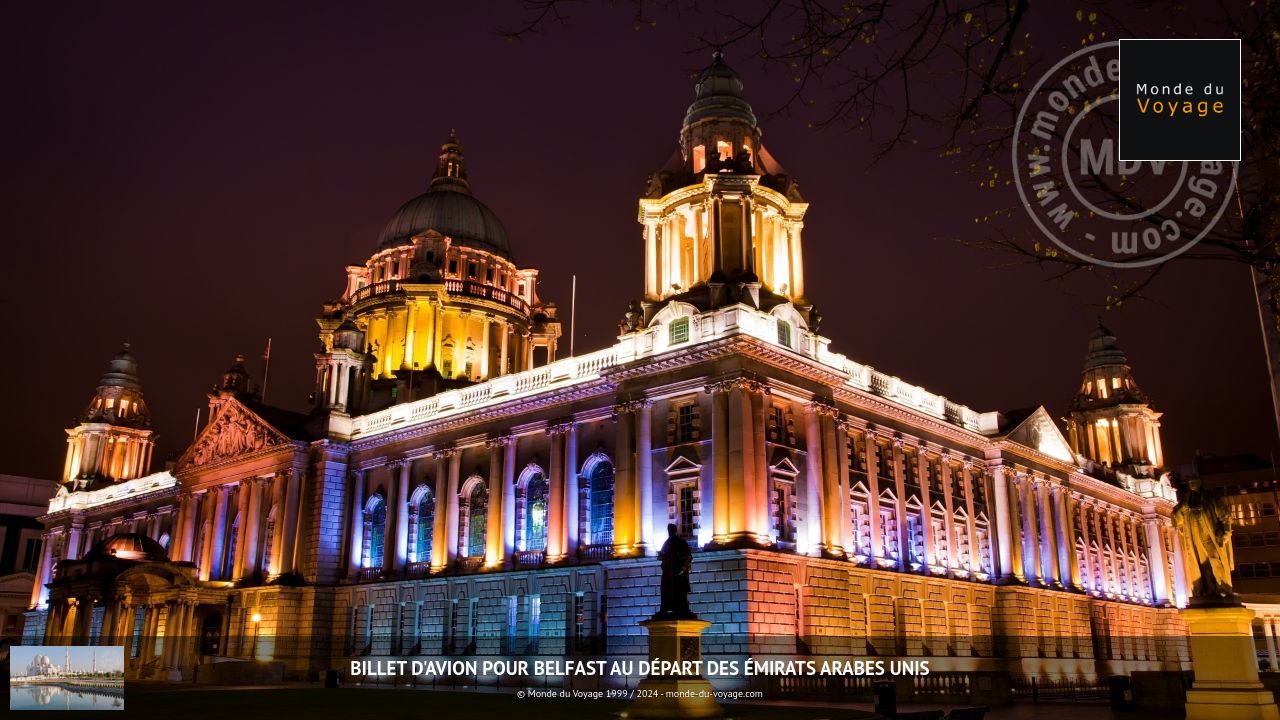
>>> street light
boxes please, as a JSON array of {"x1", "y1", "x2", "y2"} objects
[{"x1": 250, "y1": 612, "x2": 262, "y2": 660}]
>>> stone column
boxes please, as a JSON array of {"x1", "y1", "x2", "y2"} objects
[
  {"x1": 486, "y1": 439, "x2": 506, "y2": 566},
  {"x1": 803, "y1": 402, "x2": 825, "y2": 555},
  {"x1": 181, "y1": 491, "x2": 203, "y2": 563},
  {"x1": 232, "y1": 482, "x2": 250, "y2": 580},
  {"x1": 347, "y1": 469, "x2": 367, "y2": 580},
  {"x1": 209, "y1": 486, "x2": 231, "y2": 581},
  {"x1": 431, "y1": 453, "x2": 449, "y2": 570},
  {"x1": 502, "y1": 439, "x2": 517, "y2": 566},
  {"x1": 565, "y1": 421, "x2": 581, "y2": 555},
  {"x1": 382, "y1": 461, "x2": 402, "y2": 572},
  {"x1": 963, "y1": 462, "x2": 980, "y2": 573},
  {"x1": 817, "y1": 403, "x2": 844, "y2": 556},
  {"x1": 548, "y1": 424, "x2": 567, "y2": 561},
  {"x1": 709, "y1": 384, "x2": 729, "y2": 543},
  {"x1": 242, "y1": 477, "x2": 265, "y2": 578},
  {"x1": 394, "y1": 459, "x2": 412, "y2": 571},
  {"x1": 1103, "y1": 511, "x2": 1121, "y2": 595},
  {"x1": 1054, "y1": 486, "x2": 1080, "y2": 590},
  {"x1": 940, "y1": 455, "x2": 957, "y2": 572},
  {"x1": 918, "y1": 449, "x2": 935, "y2": 570},
  {"x1": 834, "y1": 420, "x2": 853, "y2": 554},
  {"x1": 28, "y1": 531, "x2": 55, "y2": 608},
  {"x1": 445, "y1": 449, "x2": 462, "y2": 563},
  {"x1": 726, "y1": 380, "x2": 763, "y2": 545},
  {"x1": 1266, "y1": 618, "x2": 1279, "y2": 671},
  {"x1": 1036, "y1": 480, "x2": 1059, "y2": 586},
  {"x1": 613, "y1": 403, "x2": 638, "y2": 553},
  {"x1": 891, "y1": 439, "x2": 908, "y2": 571},
  {"x1": 1019, "y1": 476, "x2": 1040, "y2": 583},
  {"x1": 636, "y1": 402, "x2": 654, "y2": 553},
  {"x1": 865, "y1": 432, "x2": 883, "y2": 560},
  {"x1": 280, "y1": 465, "x2": 303, "y2": 574},
  {"x1": 991, "y1": 464, "x2": 1014, "y2": 580},
  {"x1": 1144, "y1": 516, "x2": 1171, "y2": 605},
  {"x1": 268, "y1": 472, "x2": 287, "y2": 576}
]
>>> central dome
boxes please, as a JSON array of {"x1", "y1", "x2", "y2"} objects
[
  {"x1": 378, "y1": 190, "x2": 512, "y2": 259},
  {"x1": 377, "y1": 133, "x2": 514, "y2": 260}
]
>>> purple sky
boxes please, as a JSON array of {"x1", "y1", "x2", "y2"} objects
[{"x1": 2, "y1": 2, "x2": 1270, "y2": 479}]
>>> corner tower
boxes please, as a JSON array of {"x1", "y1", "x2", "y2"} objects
[
  {"x1": 1066, "y1": 321, "x2": 1165, "y2": 474},
  {"x1": 62, "y1": 344, "x2": 155, "y2": 489},
  {"x1": 316, "y1": 133, "x2": 561, "y2": 413},
  {"x1": 632, "y1": 53, "x2": 813, "y2": 327}
]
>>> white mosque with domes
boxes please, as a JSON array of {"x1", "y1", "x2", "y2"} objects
[{"x1": 24, "y1": 53, "x2": 1194, "y2": 689}]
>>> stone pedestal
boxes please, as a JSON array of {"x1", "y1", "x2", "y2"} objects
[
  {"x1": 626, "y1": 618, "x2": 723, "y2": 719},
  {"x1": 1182, "y1": 605, "x2": 1280, "y2": 720}
]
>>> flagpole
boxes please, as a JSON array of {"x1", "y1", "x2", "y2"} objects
[
  {"x1": 261, "y1": 338, "x2": 272, "y2": 403},
  {"x1": 193, "y1": 407, "x2": 202, "y2": 442},
  {"x1": 569, "y1": 275, "x2": 576, "y2": 357}
]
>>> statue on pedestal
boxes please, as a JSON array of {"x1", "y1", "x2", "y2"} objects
[
  {"x1": 656, "y1": 523, "x2": 696, "y2": 620},
  {"x1": 1174, "y1": 477, "x2": 1238, "y2": 606}
]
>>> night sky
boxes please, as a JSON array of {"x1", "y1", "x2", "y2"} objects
[{"x1": 2, "y1": 2, "x2": 1271, "y2": 480}]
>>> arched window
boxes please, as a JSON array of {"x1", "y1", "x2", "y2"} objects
[
  {"x1": 409, "y1": 486, "x2": 435, "y2": 564},
  {"x1": 362, "y1": 495, "x2": 386, "y2": 569},
  {"x1": 463, "y1": 481, "x2": 488, "y2": 558},
  {"x1": 586, "y1": 457, "x2": 615, "y2": 546},
  {"x1": 523, "y1": 471, "x2": 548, "y2": 552}
]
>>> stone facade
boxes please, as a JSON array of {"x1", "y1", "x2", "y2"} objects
[{"x1": 25, "y1": 53, "x2": 1191, "y2": 686}]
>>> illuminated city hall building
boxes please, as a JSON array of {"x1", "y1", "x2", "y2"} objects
[{"x1": 26, "y1": 54, "x2": 1191, "y2": 683}]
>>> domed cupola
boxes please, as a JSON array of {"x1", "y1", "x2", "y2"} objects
[
  {"x1": 63, "y1": 344, "x2": 157, "y2": 488},
  {"x1": 682, "y1": 51, "x2": 758, "y2": 129},
  {"x1": 375, "y1": 133, "x2": 513, "y2": 261},
  {"x1": 317, "y1": 132, "x2": 562, "y2": 414},
  {"x1": 634, "y1": 52, "x2": 813, "y2": 328},
  {"x1": 1065, "y1": 320, "x2": 1164, "y2": 473}
]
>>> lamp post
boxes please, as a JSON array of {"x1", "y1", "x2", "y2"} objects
[{"x1": 250, "y1": 612, "x2": 262, "y2": 661}]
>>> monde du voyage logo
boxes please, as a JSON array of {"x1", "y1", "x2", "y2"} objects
[{"x1": 1013, "y1": 38, "x2": 1241, "y2": 268}]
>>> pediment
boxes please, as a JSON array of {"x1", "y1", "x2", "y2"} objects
[
  {"x1": 664, "y1": 455, "x2": 702, "y2": 475},
  {"x1": 177, "y1": 399, "x2": 292, "y2": 471},
  {"x1": 1003, "y1": 406, "x2": 1074, "y2": 463}
]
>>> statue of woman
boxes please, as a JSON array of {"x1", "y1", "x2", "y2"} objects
[{"x1": 1173, "y1": 476, "x2": 1238, "y2": 605}]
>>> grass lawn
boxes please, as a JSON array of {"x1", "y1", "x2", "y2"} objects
[{"x1": 30, "y1": 685, "x2": 875, "y2": 720}]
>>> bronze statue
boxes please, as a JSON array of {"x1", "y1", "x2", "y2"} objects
[
  {"x1": 656, "y1": 523, "x2": 696, "y2": 619},
  {"x1": 1173, "y1": 476, "x2": 1238, "y2": 606}
]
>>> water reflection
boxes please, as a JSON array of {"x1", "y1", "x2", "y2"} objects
[{"x1": 8, "y1": 683, "x2": 125, "y2": 711}]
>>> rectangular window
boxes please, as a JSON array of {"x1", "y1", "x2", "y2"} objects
[
  {"x1": 486, "y1": 268, "x2": 494, "y2": 282},
  {"x1": 777, "y1": 320, "x2": 792, "y2": 347},
  {"x1": 716, "y1": 140, "x2": 733, "y2": 160},
  {"x1": 467, "y1": 262, "x2": 477, "y2": 278},
  {"x1": 669, "y1": 317, "x2": 690, "y2": 344},
  {"x1": 677, "y1": 485, "x2": 696, "y2": 539},
  {"x1": 572, "y1": 593, "x2": 585, "y2": 653},
  {"x1": 676, "y1": 403, "x2": 699, "y2": 443},
  {"x1": 505, "y1": 597, "x2": 518, "y2": 654},
  {"x1": 466, "y1": 598, "x2": 478, "y2": 655},
  {"x1": 448, "y1": 259, "x2": 458, "y2": 274},
  {"x1": 692, "y1": 145, "x2": 706, "y2": 173},
  {"x1": 528, "y1": 596, "x2": 541, "y2": 655}
]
